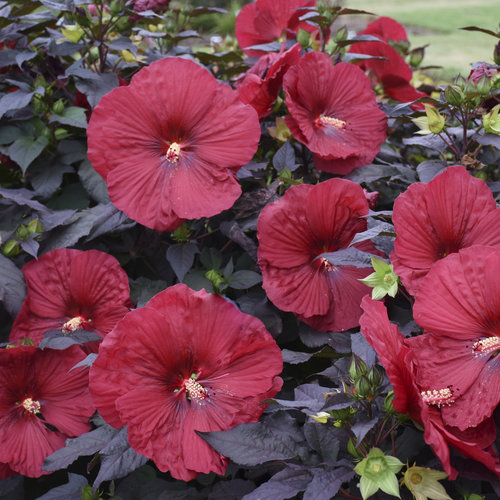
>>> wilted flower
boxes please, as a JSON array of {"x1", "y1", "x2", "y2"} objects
[
  {"x1": 10, "y1": 249, "x2": 133, "y2": 345},
  {"x1": 403, "y1": 465, "x2": 451, "y2": 500},
  {"x1": 483, "y1": 103, "x2": 500, "y2": 134},
  {"x1": 89, "y1": 284, "x2": 283, "y2": 481},
  {"x1": 87, "y1": 57, "x2": 260, "y2": 231}
]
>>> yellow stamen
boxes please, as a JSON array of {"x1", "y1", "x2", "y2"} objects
[
  {"x1": 420, "y1": 388, "x2": 455, "y2": 407},
  {"x1": 62, "y1": 316, "x2": 86, "y2": 333},
  {"x1": 315, "y1": 115, "x2": 346, "y2": 129},
  {"x1": 21, "y1": 398, "x2": 41, "y2": 414},
  {"x1": 166, "y1": 142, "x2": 181, "y2": 163},
  {"x1": 472, "y1": 337, "x2": 500, "y2": 356}
]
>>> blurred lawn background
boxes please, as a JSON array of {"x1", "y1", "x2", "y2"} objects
[
  {"x1": 191, "y1": 0, "x2": 500, "y2": 81},
  {"x1": 347, "y1": 0, "x2": 500, "y2": 80}
]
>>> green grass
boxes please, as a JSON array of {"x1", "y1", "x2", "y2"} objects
[{"x1": 346, "y1": 0, "x2": 500, "y2": 80}]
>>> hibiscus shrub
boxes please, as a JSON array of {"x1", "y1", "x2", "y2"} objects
[{"x1": 1, "y1": 0, "x2": 500, "y2": 499}]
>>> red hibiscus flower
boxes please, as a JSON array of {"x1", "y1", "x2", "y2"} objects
[
  {"x1": 0, "y1": 345, "x2": 94, "y2": 477},
  {"x1": 87, "y1": 57, "x2": 260, "y2": 231},
  {"x1": 10, "y1": 249, "x2": 133, "y2": 345},
  {"x1": 235, "y1": 0, "x2": 314, "y2": 57},
  {"x1": 89, "y1": 284, "x2": 283, "y2": 481},
  {"x1": 391, "y1": 165, "x2": 500, "y2": 295},
  {"x1": 360, "y1": 296, "x2": 500, "y2": 480},
  {"x1": 351, "y1": 17, "x2": 427, "y2": 108},
  {"x1": 283, "y1": 52, "x2": 387, "y2": 175},
  {"x1": 257, "y1": 178, "x2": 383, "y2": 332},
  {"x1": 236, "y1": 43, "x2": 301, "y2": 118},
  {"x1": 410, "y1": 246, "x2": 500, "y2": 431}
]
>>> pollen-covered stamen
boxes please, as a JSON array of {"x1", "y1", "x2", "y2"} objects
[
  {"x1": 20, "y1": 397, "x2": 41, "y2": 414},
  {"x1": 314, "y1": 114, "x2": 347, "y2": 129},
  {"x1": 320, "y1": 257, "x2": 335, "y2": 272},
  {"x1": 62, "y1": 316, "x2": 90, "y2": 333},
  {"x1": 420, "y1": 388, "x2": 455, "y2": 407},
  {"x1": 472, "y1": 337, "x2": 500, "y2": 356},
  {"x1": 166, "y1": 142, "x2": 181, "y2": 164},
  {"x1": 181, "y1": 373, "x2": 208, "y2": 403}
]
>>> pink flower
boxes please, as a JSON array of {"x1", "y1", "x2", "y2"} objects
[
  {"x1": 0, "y1": 345, "x2": 94, "y2": 477},
  {"x1": 283, "y1": 51, "x2": 387, "y2": 175},
  {"x1": 87, "y1": 57, "x2": 260, "y2": 231},
  {"x1": 89, "y1": 284, "x2": 283, "y2": 481},
  {"x1": 236, "y1": 43, "x2": 301, "y2": 118},
  {"x1": 257, "y1": 178, "x2": 383, "y2": 332},
  {"x1": 351, "y1": 17, "x2": 427, "y2": 108},
  {"x1": 411, "y1": 246, "x2": 500, "y2": 431},
  {"x1": 391, "y1": 165, "x2": 500, "y2": 295},
  {"x1": 360, "y1": 296, "x2": 500, "y2": 480},
  {"x1": 10, "y1": 249, "x2": 133, "y2": 345},
  {"x1": 235, "y1": 0, "x2": 314, "y2": 57}
]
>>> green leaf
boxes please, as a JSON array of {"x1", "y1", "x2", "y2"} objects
[{"x1": 7, "y1": 135, "x2": 48, "y2": 173}]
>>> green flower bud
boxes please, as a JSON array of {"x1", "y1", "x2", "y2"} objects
[
  {"x1": 334, "y1": 25, "x2": 348, "y2": 43},
  {"x1": 384, "y1": 390, "x2": 396, "y2": 415},
  {"x1": 33, "y1": 94, "x2": 48, "y2": 115},
  {"x1": 2, "y1": 240, "x2": 21, "y2": 257},
  {"x1": 409, "y1": 47, "x2": 425, "y2": 68},
  {"x1": 347, "y1": 437, "x2": 364, "y2": 459},
  {"x1": 355, "y1": 448, "x2": 403, "y2": 500},
  {"x1": 205, "y1": 269, "x2": 225, "y2": 290},
  {"x1": 476, "y1": 74, "x2": 491, "y2": 95},
  {"x1": 403, "y1": 465, "x2": 451, "y2": 500},
  {"x1": 483, "y1": 104, "x2": 500, "y2": 135},
  {"x1": 296, "y1": 28, "x2": 310, "y2": 49},
  {"x1": 54, "y1": 127, "x2": 69, "y2": 141},
  {"x1": 27, "y1": 219, "x2": 42, "y2": 235},
  {"x1": 52, "y1": 99, "x2": 65, "y2": 115},
  {"x1": 349, "y1": 355, "x2": 367, "y2": 380},
  {"x1": 171, "y1": 223, "x2": 191, "y2": 243},
  {"x1": 15, "y1": 224, "x2": 29, "y2": 241},
  {"x1": 354, "y1": 375, "x2": 372, "y2": 399},
  {"x1": 444, "y1": 85, "x2": 463, "y2": 106},
  {"x1": 494, "y1": 41, "x2": 500, "y2": 66}
]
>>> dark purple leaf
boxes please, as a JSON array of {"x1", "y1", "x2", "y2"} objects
[
  {"x1": 461, "y1": 26, "x2": 500, "y2": 38},
  {"x1": 227, "y1": 270, "x2": 262, "y2": 289},
  {"x1": 349, "y1": 222, "x2": 394, "y2": 246},
  {"x1": 0, "y1": 88, "x2": 39, "y2": 119},
  {"x1": 275, "y1": 384, "x2": 331, "y2": 413},
  {"x1": 43, "y1": 425, "x2": 119, "y2": 471},
  {"x1": 35, "y1": 473, "x2": 87, "y2": 500},
  {"x1": 351, "y1": 416, "x2": 378, "y2": 443},
  {"x1": 39, "y1": 329, "x2": 102, "y2": 350},
  {"x1": 346, "y1": 163, "x2": 416, "y2": 183},
  {"x1": 403, "y1": 134, "x2": 447, "y2": 152},
  {"x1": 351, "y1": 332, "x2": 376, "y2": 368},
  {"x1": 281, "y1": 349, "x2": 316, "y2": 364},
  {"x1": 243, "y1": 467, "x2": 312, "y2": 500},
  {"x1": 243, "y1": 42, "x2": 282, "y2": 52},
  {"x1": 322, "y1": 391, "x2": 353, "y2": 411},
  {"x1": 273, "y1": 141, "x2": 297, "y2": 172},
  {"x1": 73, "y1": 70, "x2": 119, "y2": 108},
  {"x1": 199, "y1": 421, "x2": 302, "y2": 466},
  {"x1": 30, "y1": 159, "x2": 74, "y2": 199},
  {"x1": 49, "y1": 107, "x2": 88, "y2": 129},
  {"x1": 191, "y1": 6, "x2": 228, "y2": 15},
  {"x1": 219, "y1": 220, "x2": 258, "y2": 260},
  {"x1": 78, "y1": 159, "x2": 110, "y2": 204},
  {"x1": 299, "y1": 324, "x2": 351, "y2": 353},
  {"x1": 15, "y1": 50, "x2": 37, "y2": 68},
  {"x1": 70, "y1": 353, "x2": 97, "y2": 372},
  {"x1": 416, "y1": 160, "x2": 447, "y2": 182},
  {"x1": 40, "y1": 0, "x2": 74, "y2": 11},
  {"x1": 304, "y1": 422, "x2": 340, "y2": 464},
  {"x1": 318, "y1": 248, "x2": 375, "y2": 268},
  {"x1": 19, "y1": 234, "x2": 39, "y2": 258},
  {"x1": 7, "y1": 135, "x2": 49, "y2": 173},
  {"x1": 236, "y1": 290, "x2": 282, "y2": 336},
  {"x1": 94, "y1": 427, "x2": 148, "y2": 489},
  {"x1": 475, "y1": 132, "x2": 500, "y2": 149},
  {"x1": 166, "y1": 242, "x2": 199, "y2": 282},
  {"x1": 303, "y1": 467, "x2": 354, "y2": 500},
  {"x1": 0, "y1": 253, "x2": 26, "y2": 316}
]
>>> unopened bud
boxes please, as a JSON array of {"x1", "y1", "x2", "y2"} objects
[
  {"x1": 27, "y1": 219, "x2": 42, "y2": 235},
  {"x1": 334, "y1": 25, "x2": 348, "y2": 43},
  {"x1": 296, "y1": 29, "x2": 310, "y2": 50},
  {"x1": 483, "y1": 103, "x2": 500, "y2": 135},
  {"x1": 444, "y1": 85, "x2": 463, "y2": 106},
  {"x1": 494, "y1": 41, "x2": 500, "y2": 66},
  {"x1": 409, "y1": 47, "x2": 425, "y2": 68},
  {"x1": 349, "y1": 355, "x2": 367, "y2": 380},
  {"x1": 2, "y1": 240, "x2": 20, "y2": 257},
  {"x1": 52, "y1": 99, "x2": 65, "y2": 115}
]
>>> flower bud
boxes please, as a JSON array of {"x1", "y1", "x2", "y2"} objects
[
  {"x1": 483, "y1": 103, "x2": 500, "y2": 135},
  {"x1": 2, "y1": 240, "x2": 20, "y2": 257},
  {"x1": 52, "y1": 99, "x2": 65, "y2": 115},
  {"x1": 171, "y1": 223, "x2": 191, "y2": 243},
  {"x1": 205, "y1": 269, "x2": 225, "y2": 290},
  {"x1": 33, "y1": 94, "x2": 48, "y2": 115},
  {"x1": 494, "y1": 41, "x2": 500, "y2": 66},
  {"x1": 27, "y1": 219, "x2": 42, "y2": 235},
  {"x1": 334, "y1": 25, "x2": 348, "y2": 43},
  {"x1": 349, "y1": 355, "x2": 367, "y2": 380},
  {"x1": 15, "y1": 224, "x2": 29, "y2": 241},
  {"x1": 444, "y1": 85, "x2": 463, "y2": 106},
  {"x1": 409, "y1": 47, "x2": 425, "y2": 68},
  {"x1": 296, "y1": 28, "x2": 310, "y2": 50}
]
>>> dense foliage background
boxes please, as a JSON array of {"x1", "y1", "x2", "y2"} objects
[{"x1": 0, "y1": 0, "x2": 500, "y2": 499}]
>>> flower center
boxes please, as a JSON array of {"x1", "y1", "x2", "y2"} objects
[
  {"x1": 166, "y1": 142, "x2": 181, "y2": 164},
  {"x1": 314, "y1": 114, "x2": 347, "y2": 129},
  {"x1": 179, "y1": 372, "x2": 208, "y2": 404},
  {"x1": 472, "y1": 337, "x2": 500, "y2": 356},
  {"x1": 420, "y1": 388, "x2": 455, "y2": 407},
  {"x1": 62, "y1": 316, "x2": 90, "y2": 333},
  {"x1": 21, "y1": 397, "x2": 41, "y2": 414},
  {"x1": 319, "y1": 257, "x2": 335, "y2": 272}
]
